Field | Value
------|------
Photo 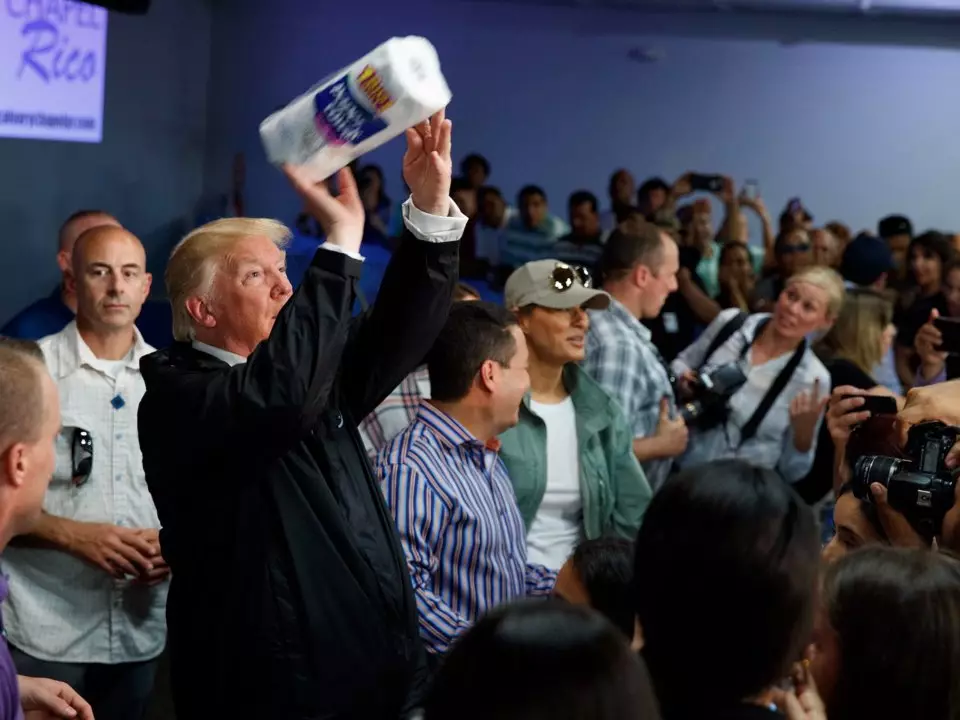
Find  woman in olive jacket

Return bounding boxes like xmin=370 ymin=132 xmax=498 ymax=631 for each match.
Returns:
xmin=499 ymin=260 xmax=652 ymax=571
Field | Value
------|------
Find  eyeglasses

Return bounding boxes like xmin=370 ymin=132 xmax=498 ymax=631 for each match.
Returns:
xmin=551 ymin=263 xmax=593 ymax=292
xmin=780 ymin=243 xmax=811 ymax=255
xmin=69 ymin=428 xmax=93 ymax=488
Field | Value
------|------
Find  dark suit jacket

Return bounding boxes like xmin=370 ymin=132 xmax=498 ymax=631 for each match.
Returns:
xmin=138 ymin=229 xmax=458 ymax=719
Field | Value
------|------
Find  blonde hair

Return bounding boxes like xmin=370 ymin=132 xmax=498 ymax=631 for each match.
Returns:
xmin=816 ymin=289 xmax=893 ymax=374
xmin=786 ymin=266 xmax=846 ymax=320
xmin=165 ymin=218 xmax=292 ymax=341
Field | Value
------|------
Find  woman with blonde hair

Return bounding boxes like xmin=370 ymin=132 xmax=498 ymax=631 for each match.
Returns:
xmin=671 ymin=265 xmax=844 ymax=484
xmin=793 ymin=289 xmax=898 ymax=503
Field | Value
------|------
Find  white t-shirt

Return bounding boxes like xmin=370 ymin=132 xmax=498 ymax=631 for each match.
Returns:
xmin=86 ymin=357 xmax=129 ymax=380
xmin=525 ymin=397 xmax=583 ymax=570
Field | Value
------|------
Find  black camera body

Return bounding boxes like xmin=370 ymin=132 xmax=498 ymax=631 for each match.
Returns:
xmin=676 ymin=363 xmax=748 ymax=429
xmin=853 ymin=421 xmax=960 ymax=540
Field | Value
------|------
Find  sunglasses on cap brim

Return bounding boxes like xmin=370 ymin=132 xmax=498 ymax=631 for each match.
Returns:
xmin=550 ymin=263 xmax=593 ymax=291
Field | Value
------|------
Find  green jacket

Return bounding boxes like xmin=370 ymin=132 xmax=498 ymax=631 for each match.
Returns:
xmin=500 ymin=364 xmax=652 ymax=541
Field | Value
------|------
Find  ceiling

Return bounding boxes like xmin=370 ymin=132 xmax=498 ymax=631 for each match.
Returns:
xmin=476 ymin=0 xmax=960 ymax=17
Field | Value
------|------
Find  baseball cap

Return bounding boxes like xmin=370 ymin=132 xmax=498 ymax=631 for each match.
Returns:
xmin=840 ymin=232 xmax=896 ymax=287
xmin=878 ymin=214 xmax=913 ymax=239
xmin=504 ymin=260 xmax=610 ymax=311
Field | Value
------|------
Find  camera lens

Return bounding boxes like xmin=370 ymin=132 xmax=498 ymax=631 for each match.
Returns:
xmin=853 ymin=455 xmax=907 ymax=493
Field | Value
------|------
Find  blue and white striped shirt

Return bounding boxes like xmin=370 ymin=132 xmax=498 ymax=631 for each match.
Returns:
xmin=377 ymin=402 xmax=556 ymax=655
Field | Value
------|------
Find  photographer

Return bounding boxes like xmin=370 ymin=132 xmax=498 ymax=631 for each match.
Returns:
xmin=669 ymin=266 xmax=843 ymax=482
xmin=827 ymin=381 xmax=960 ymax=551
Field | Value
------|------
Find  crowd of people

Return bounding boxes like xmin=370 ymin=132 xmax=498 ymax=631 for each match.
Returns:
xmin=1 ymin=107 xmax=960 ymax=720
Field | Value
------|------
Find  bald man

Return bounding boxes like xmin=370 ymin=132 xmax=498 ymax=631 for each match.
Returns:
xmin=4 ymin=226 xmax=168 ymax=720
xmin=1 ymin=210 xmax=121 ymax=340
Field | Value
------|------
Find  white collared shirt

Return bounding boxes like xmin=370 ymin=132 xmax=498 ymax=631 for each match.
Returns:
xmin=2 ymin=321 xmax=168 ymax=664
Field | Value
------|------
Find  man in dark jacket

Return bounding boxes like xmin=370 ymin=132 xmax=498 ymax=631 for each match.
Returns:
xmin=137 ymin=111 xmax=464 ymax=719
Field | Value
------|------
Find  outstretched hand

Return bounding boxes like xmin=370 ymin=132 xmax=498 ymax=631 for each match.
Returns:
xmin=403 ymin=109 xmax=453 ymax=217
xmin=283 ymin=165 xmax=365 ymax=254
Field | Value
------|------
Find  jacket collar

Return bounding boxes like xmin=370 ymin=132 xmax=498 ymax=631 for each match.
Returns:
xmin=519 ymin=363 xmax=614 ymax=436
xmin=416 ymin=401 xmax=500 ymax=452
xmin=605 ymin=295 xmax=652 ymax=344
xmin=50 ymin=320 xmax=152 ymax=380
xmin=192 ymin=340 xmax=247 ymax=367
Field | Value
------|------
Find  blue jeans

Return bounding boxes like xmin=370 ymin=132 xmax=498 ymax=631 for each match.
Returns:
xmin=10 ymin=645 xmax=158 ymax=720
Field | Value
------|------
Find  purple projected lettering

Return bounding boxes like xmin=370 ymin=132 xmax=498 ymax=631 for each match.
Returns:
xmin=6 ymin=0 xmax=103 ymax=83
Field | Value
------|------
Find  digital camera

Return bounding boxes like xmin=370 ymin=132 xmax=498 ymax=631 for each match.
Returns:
xmin=676 ymin=363 xmax=748 ymax=430
xmin=853 ymin=421 xmax=960 ymax=540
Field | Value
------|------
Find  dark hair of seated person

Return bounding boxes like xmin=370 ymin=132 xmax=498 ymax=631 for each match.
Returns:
xmin=633 ymin=460 xmax=820 ymax=717
xmin=427 ymin=301 xmax=518 ymax=403
xmin=815 ymin=546 xmax=960 ymax=720
xmin=569 ymin=537 xmax=636 ymax=639
xmin=422 ymin=599 xmax=661 ymax=720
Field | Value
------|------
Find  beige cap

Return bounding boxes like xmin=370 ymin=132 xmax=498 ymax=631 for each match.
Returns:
xmin=504 ymin=260 xmax=610 ymax=311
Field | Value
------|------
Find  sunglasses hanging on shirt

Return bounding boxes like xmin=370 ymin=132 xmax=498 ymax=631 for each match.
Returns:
xmin=550 ymin=263 xmax=593 ymax=292
xmin=67 ymin=427 xmax=93 ymax=488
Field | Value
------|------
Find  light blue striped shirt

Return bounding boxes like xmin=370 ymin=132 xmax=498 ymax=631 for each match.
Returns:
xmin=377 ymin=402 xmax=556 ymax=655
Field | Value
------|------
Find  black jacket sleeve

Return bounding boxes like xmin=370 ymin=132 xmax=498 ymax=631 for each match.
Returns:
xmin=339 ymin=225 xmax=459 ymax=424
xmin=190 ymin=247 xmax=361 ymax=454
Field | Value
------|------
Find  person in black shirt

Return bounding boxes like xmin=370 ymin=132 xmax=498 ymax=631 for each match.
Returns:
xmin=643 ymin=208 xmax=721 ymax=362
xmin=913 ymin=257 xmax=960 ymax=386
xmin=893 ymin=231 xmax=955 ymax=388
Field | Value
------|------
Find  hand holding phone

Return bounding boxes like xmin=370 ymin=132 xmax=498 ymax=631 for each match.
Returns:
xmin=842 ymin=394 xmax=898 ymax=417
xmin=934 ymin=316 xmax=960 ymax=354
xmin=689 ymin=173 xmax=724 ymax=194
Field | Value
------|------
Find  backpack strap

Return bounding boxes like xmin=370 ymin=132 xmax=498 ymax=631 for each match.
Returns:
xmin=737 ymin=318 xmax=807 ymax=448
xmin=699 ymin=311 xmax=747 ymax=369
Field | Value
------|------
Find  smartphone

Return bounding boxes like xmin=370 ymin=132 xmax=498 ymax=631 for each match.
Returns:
xmin=842 ymin=395 xmax=898 ymax=417
xmin=690 ymin=173 xmax=724 ymax=193
xmin=743 ymin=179 xmax=760 ymax=200
xmin=934 ymin=316 xmax=960 ymax=354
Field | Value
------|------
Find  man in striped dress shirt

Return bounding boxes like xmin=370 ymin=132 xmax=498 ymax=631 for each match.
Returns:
xmin=377 ymin=302 xmax=556 ymax=657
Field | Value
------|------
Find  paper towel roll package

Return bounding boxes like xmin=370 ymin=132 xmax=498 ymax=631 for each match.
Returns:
xmin=260 ymin=36 xmax=452 ymax=182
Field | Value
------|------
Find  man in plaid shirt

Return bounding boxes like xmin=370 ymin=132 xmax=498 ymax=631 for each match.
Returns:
xmin=582 ymin=222 xmax=688 ymax=491
xmin=359 ymin=282 xmax=480 ymax=460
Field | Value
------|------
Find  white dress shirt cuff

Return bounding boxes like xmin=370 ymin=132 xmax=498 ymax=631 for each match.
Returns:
xmin=319 ymin=243 xmax=365 ymax=262
xmin=402 ymin=196 xmax=468 ymax=243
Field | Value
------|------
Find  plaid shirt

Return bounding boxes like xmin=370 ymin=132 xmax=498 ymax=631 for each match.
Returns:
xmin=582 ymin=297 xmax=676 ymax=491
xmin=358 ymin=367 xmax=431 ymax=461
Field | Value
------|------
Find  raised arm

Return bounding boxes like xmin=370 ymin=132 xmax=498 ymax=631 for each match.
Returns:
xmin=340 ymin=111 xmax=465 ymax=423
xmin=167 ymin=165 xmax=369 ymax=454
xmin=739 ymin=194 xmax=775 ymax=270
xmin=379 ymin=461 xmax=470 ymax=656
